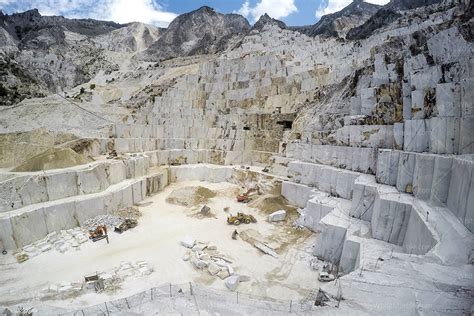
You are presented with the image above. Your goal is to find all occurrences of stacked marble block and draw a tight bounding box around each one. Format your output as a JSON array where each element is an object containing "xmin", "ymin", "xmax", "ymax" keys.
[
  {"xmin": 401, "ymin": 28, "xmax": 473, "ymax": 154},
  {"xmin": 109, "ymin": 121, "xmax": 281, "ymax": 167},
  {"xmin": 281, "ymin": 147, "xmax": 472, "ymax": 273},
  {"xmin": 115, "ymin": 52, "xmax": 331, "ymax": 166},
  {"xmin": 281, "ymin": 180, "xmax": 372, "ymax": 274},
  {"xmin": 285, "ymin": 143, "xmax": 376, "ymax": 174},
  {"xmin": 0, "ymin": 155, "xmax": 170, "ymax": 250},
  {"xmin": 376, "ymin": 149, "xmax": 474, "ymax": 233}
]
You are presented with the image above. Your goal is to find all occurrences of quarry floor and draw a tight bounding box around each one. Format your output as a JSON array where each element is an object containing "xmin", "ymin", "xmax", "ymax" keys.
[{"xmin": 0, "ymin": 180, "xmax": 321, "ymax": 310}]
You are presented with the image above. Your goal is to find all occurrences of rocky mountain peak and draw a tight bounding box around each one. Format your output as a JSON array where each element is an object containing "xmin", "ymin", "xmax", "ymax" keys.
[
  {"xmin": 141, "ymin": 6, "xmax": 250, "ymax": 61},
  {"xmin": 295, "ymin": 0, "xmax": 381, "ymax": 38},
  {"xmin": 194, "ymin": 6, "xmax": 215, "ymax": 14},
  {"xmin": 387, "ymin": 0, "xmax": 444, "ymax": 10},
  {"xmin": 252, "ymin": 14, "xmax": 286, "ymax": 31}
]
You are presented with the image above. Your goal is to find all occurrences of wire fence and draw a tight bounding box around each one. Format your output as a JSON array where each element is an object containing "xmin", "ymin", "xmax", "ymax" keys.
[{"xmin": 58, "ymin": 282, "xmax": 319, "ymax": 315}]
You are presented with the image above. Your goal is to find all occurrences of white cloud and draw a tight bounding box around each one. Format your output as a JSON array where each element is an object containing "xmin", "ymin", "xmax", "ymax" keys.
[
  {"xmin": 237, "ymin": 0, "xmax": 297, "ymax": 23},
  {"xmin": 102, "ymin": 0, "xmax": 177, "ymax": 27},
  {"xmin": 0, "ymin": 0, "xmax": 15, "ymax": 6},
  {"xmin": 5, "ymin": 0, "xmax": 177, "ymax": 27},
  {"xmin": 315, "ymin": 0, "xmax": 390, "ymax": 18}
]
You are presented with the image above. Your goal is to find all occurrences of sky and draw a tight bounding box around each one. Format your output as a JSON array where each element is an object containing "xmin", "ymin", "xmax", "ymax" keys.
[{"xmin": 0, "ymin": 0, "xmax": 390, "ymax": 27}]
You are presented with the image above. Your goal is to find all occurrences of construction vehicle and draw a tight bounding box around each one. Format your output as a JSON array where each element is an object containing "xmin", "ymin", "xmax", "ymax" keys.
[
  {"xmin": 236, "ymin": 188, "xmax": 257, "ymax": 203},
  {"xmin": 114, "ymin": 219, "xmax": 138, "ymax": 233},
  {"xmin": 89, "ymin": 225, "xmax": 108, "ymax": 242},
  {"xmin": 318, "ymin": 271, "xmax": 335, "ymax": 282},
  {"xmin": 227, "ymin": 212, "xmax": 257, "ymax": 225}
]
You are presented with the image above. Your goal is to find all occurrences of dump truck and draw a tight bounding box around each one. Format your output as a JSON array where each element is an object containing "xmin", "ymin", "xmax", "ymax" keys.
[{"xmin": 227, "ymin": 212, "xmax": 257, "ymax": 225}]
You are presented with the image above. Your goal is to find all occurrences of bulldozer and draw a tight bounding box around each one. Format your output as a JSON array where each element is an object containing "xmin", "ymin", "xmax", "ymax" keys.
[
  {"xmin": 114, "ymin": 218, "xmax": 138, "ymax": 233},
  {"xmin": 227, "ymin": 212, "xmax": 257, "ymax": 225}
]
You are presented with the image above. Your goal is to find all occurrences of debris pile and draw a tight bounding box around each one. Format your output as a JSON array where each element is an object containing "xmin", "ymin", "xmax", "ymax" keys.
[
  {"xmin": 181, "ymin": 236, "xmax": 249, "ymax": 289},
  {"xmin": 14, "ymin": 227, "xmax": 89, "ymax": 263},
  {"xmin": 167, "ymin": 186, "xmax": 216, "ymax": 207},
  {"xmin": 42, "ymin": 261, "xmax": 153, "ymax": 299},
  {"xmin": 84, "ymin": 207, "xmax": 141, "ymax": 232},
  {"xmin": 112, "ymin": 206, "xmax": 142, "ymax": 220},
  {"xmin": 83, "ymin": 214, "xmax": 122, "ymax": 231}
]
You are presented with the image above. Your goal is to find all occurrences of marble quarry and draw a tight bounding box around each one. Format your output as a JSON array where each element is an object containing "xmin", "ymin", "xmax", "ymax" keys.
[{"xmin": 0, "ymin": 0, "xmax": 473, "ymax": 314}]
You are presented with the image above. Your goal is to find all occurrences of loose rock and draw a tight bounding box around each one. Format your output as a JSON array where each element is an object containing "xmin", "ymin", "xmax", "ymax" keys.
[{"xmin": 268, "ymin": 210, "xmax": 287, "ymax": 222}]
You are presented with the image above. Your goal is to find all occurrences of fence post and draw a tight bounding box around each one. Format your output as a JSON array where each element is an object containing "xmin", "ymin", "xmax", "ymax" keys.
[
  {"xmin": 151, "ymin": 287, "xmax": 154, "ymax": 300},
  {"xmin": 169, "ymin": 283, "xmax": 172, "ymax": 297},
  {"xmin": 290, "ymin": 300, "xmax": 292, "ymax": 313},
  {"xmin": 236, "ymin": 291, "xmax": 239, "ymax": 304},
  {"xmin": 81, "ymin": 310, "xmax": 85, "ymax": 316},
  {"xmin": 189, "ymin": 282, "xmax": 193, "ymax": 295},
  {"xmin": 104, "ymin": 302, "xmax": 110, "ymax": 316},
  {"xmin": 125, "ymin": 297, "xmax": 130, "ymax": 309}
]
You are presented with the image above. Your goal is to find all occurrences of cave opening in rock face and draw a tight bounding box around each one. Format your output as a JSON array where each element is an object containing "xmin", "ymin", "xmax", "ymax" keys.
[
  {"xmin": 0, "ymin": 0, "xmax": 473, "ymax": 314},
  {"xmin": 277, "ymin": 120, "xmax": 293, "ymax": 130}
]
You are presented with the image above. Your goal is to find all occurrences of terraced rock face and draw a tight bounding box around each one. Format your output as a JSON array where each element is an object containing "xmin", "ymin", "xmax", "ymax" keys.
[{"xmin": 0, "ymin": 0, "xmax": 473, "ymax": 314}]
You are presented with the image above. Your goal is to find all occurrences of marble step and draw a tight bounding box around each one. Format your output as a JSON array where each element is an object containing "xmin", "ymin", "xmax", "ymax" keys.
[{"xmin": 0, "ymin": 168, "xmax": 169, "ymax": 250}]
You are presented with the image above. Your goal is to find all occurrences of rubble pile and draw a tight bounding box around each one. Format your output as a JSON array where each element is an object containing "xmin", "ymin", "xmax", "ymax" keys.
[
  {"xmin": 42, "ymin": 261, "xmax": 153, "ymax": 298},
  {"xmin": 83, "ymin": 207, "xmax": 142, "ymax": 231},
  {"xmin": 83, "ymin": 214, "xmax": 123, "ymax": 231},
  {"xmin": 181, "ymin": 235, "xmax": 249, "ymax": 290},
  {"xmin": 112, "ymin": 206, "xmax": 142, "ymax": 220},
  {"xmin": 14, "ymin": 227, "xmax": 89, "ymax": 263}
]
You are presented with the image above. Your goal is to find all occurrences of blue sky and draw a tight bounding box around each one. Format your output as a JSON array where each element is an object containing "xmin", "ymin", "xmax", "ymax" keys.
[{"xmin": 0, "ymin": 0, "xmax": 389, "ymax": 27}]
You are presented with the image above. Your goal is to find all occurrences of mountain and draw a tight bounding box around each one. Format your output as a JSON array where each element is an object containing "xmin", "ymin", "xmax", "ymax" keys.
[
  {"xmin": 0, "ymin": 9, "xmax": 168, "ymax": 106},
  {"xmin": 346, "ymin": 8, "xmax": 402, "ymax": 40},
  {"xmin": 0, "ymin": 9, "xmax": 122, "ymax": 40},
  {"xmin": 295, "ymin": 0, "xmax": 381, "ymax": 38},
  {"xmin": 140, "ymin": 6, "xmax": 250, "ymax": 61},
  {"xmin": 386, "ymin": 0, "xmax": 445, "ymax": 10},
  {"xmin": 252, "ymin": 14, "xmax": 286, "ymax": 32},
  {"xmin": 94, "ymin": 22, "xmax": 164, "ymax": 53}
]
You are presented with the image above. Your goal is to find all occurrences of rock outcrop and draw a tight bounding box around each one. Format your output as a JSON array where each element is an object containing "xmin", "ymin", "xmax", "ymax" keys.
[
  {"xmin": 141, "ymin": 6, "xmax": 250, "ymax": 61},
  {"xmin": 252, "ymin": 14, "xmax": 286, "ymax": 32},
  {"xmin": 295, "ymin": 0, "xmax": 381, "ymax": 38},
  {"xmin": 0, "ymin": 1, "xmax": 473, "ymax": 313}
]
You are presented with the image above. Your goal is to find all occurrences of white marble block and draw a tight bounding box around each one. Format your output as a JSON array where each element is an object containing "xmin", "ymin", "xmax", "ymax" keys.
[
  {"xmin": 429, "ymin": 117, "xmax": 460, "ymax": 154},
  {"xmin": 460, "ymin": 78, "xmax": 474, "ymax": 117},
  {"xmin": 446, "ymin": 158, "xmax": 474, "ymax": 233},
  {"xmin": 371, "ymin": 195, "xmax": 412, "ymax": 245},
  {"xmin": 436, "ymin": 83, "xmax": 461, "ymax": 117},
  {"xmin": 411, "ymin": 90, "xmax": 426, "ymax": 119},
  {"xmin": 350, "ymin": 96, "xmax": 361, "ymax": 115},
  {"xmin": 412, "ymin": 154, "xmax": 435, "ymax": 200},
  {"xmin": 360, "ymin": 88, "xmax": 377, "ymax": 115},
  {"xmin": 404, "ymin": 120, "xmax": 429, "ymax": 153},
  {"xmin": 460, "ymin": 117, "xmax": 474, "ymax": 154},
  {"xmin": 396, "ymin": 152, "xmax": 416, "ymax": 193},
  {"xmin": 376, "ymin": 149, "xmax": 400, "ymax": 186},
  {"xmin": 430, "ymin": 156, "xmax": 453, "ymax": 205}
]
